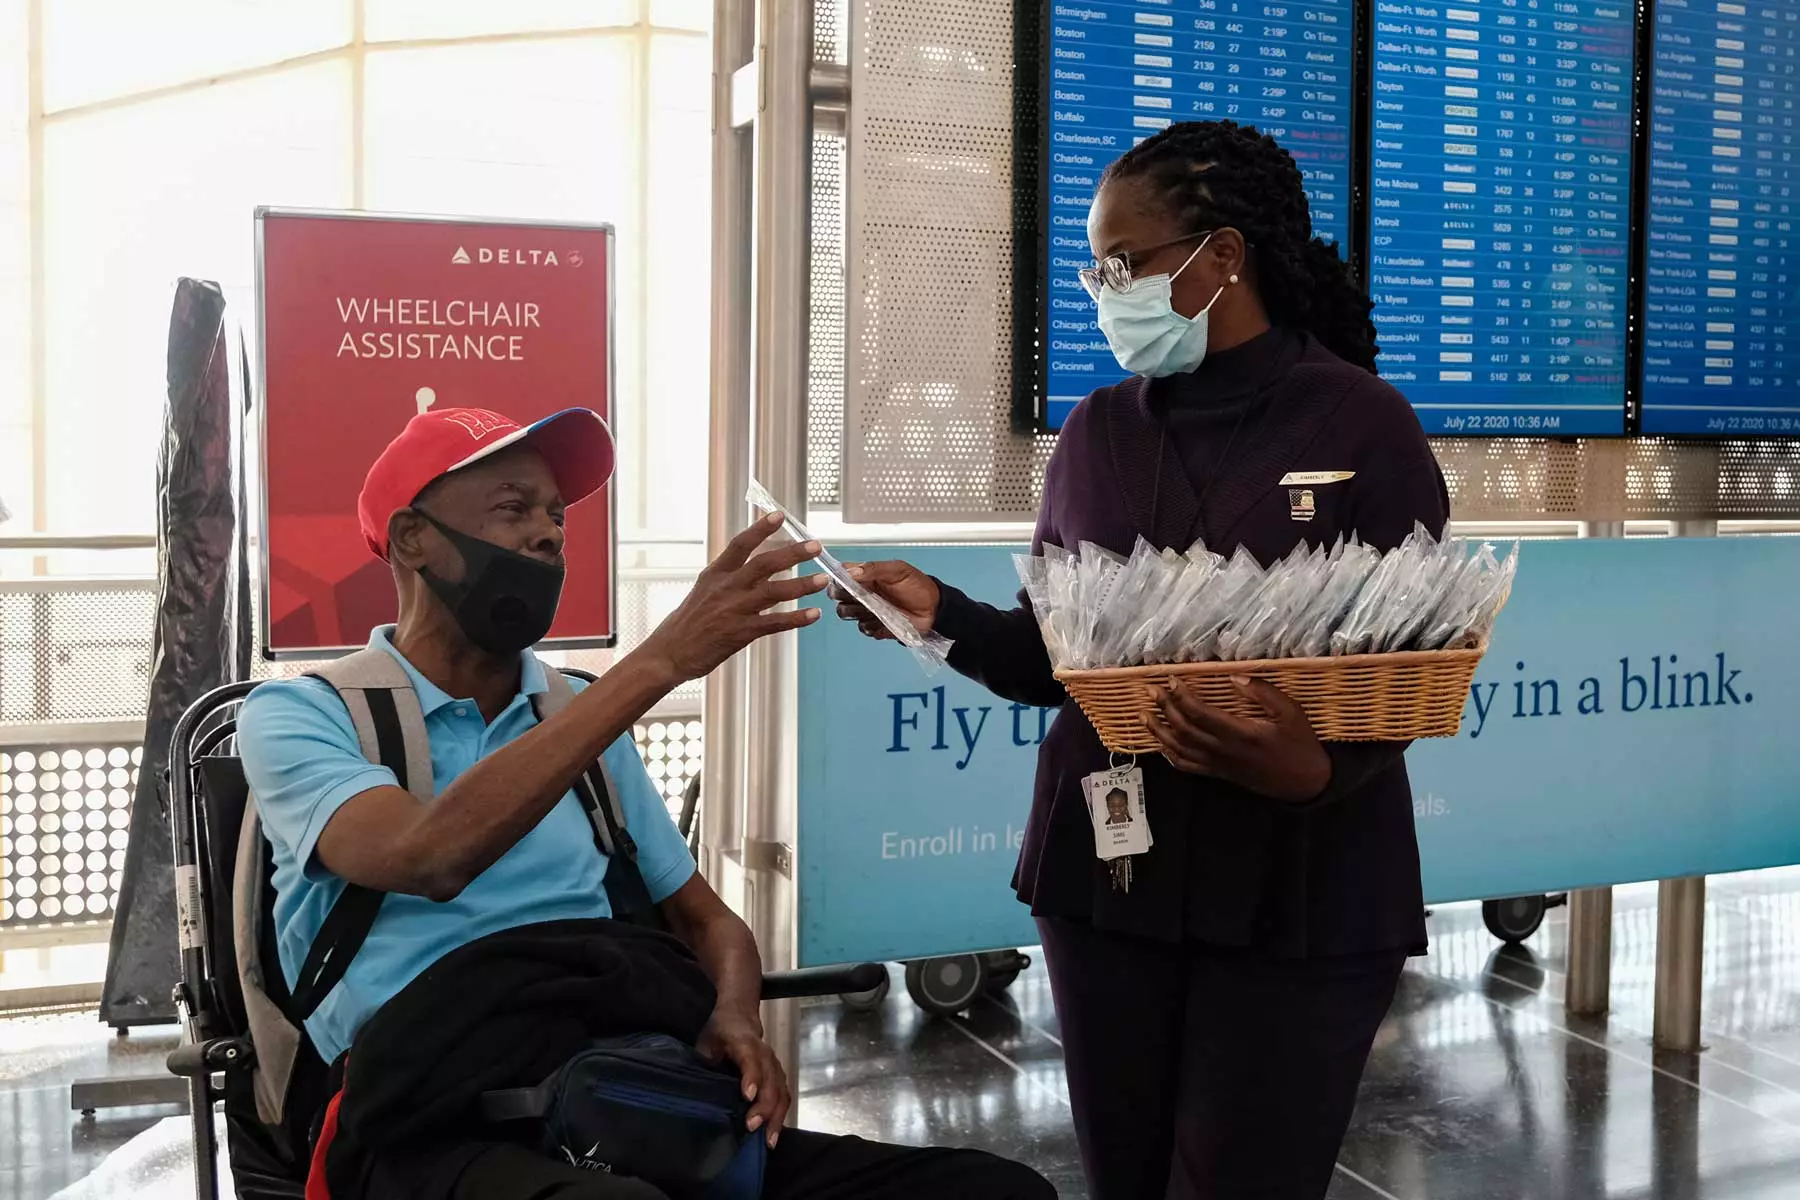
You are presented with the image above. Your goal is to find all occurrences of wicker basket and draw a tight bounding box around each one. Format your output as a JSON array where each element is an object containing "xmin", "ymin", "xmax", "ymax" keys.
[{"xmin": 1056, "ymin": 646, "xmax": 1487, "ymax": 754}]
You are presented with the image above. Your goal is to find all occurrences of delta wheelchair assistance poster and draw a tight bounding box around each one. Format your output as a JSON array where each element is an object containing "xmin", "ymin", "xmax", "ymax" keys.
[{"xmin": 795, "ymin": 537, "xmax": 1800, "ymax": 967}]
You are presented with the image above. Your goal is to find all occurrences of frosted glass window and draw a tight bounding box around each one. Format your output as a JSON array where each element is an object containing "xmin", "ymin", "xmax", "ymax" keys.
[
  {"xmin": 365, "ymin": 39, "xmax": 649, "ymax": 530},
  {"xmin": 0, "ymin": 0, "xmax": 29, "ymax": 442},
  {"xmin": 8, "ymin": 14, "xmax": 716, "ymax": 570},
  {"xmin": 362, "ymin": 40, "xmax": 636, "ymax": 225},
  {"xmin": 364, "ymin": 0, "xmax": 635, "ymax": 43},
  {"xmin": 642, "ymin": 36, "xmax": 712, "ymax": 542},
  {"xmin": 42, "ymin": 64, "xmax": 352, "ymax": 543},
  {"xmin": 650, "ymin": 0, "xmax": 711, "ymax": 32},
  {"xmin": 42, "ymin": 0, "xmax": 353, "ymax": 113}
]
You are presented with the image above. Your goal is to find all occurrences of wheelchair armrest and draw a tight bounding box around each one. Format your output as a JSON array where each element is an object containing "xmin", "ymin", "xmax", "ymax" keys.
[
  {"xmin": 759, "ymin": 963, "xmax": 886, "ymax": 1001},
  {"xmin": 167, "ymin": 1036, "xmax": 256, "ymax": 1078}
]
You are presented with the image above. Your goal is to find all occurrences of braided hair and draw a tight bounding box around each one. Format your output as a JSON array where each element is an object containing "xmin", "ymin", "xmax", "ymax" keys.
[{"xmin": 1100, "ymin": 120, "xmax": 1379, "ymax": 373}]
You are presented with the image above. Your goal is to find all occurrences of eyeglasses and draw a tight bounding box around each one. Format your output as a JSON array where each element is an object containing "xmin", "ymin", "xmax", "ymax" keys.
[{"xmin": 1078, "ymin": 231, "xmax": 1214, "ymax": 300}]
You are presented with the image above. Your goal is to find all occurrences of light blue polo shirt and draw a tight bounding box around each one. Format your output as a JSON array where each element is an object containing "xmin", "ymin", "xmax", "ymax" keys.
[{"xmin": 236, "ymin": 628, "xmax": 696, "ymax": 1062}]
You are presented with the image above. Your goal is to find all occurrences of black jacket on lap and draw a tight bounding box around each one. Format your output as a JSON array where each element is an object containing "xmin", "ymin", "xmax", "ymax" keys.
[{"xmin": 324, "ymin": 918, "xmax": 717, "ymax": 1199}]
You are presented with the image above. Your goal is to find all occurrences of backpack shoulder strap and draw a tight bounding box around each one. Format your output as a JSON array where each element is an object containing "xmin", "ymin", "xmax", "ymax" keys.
[
  {"xmin": 276, "ymin": 648, "xmax": 432, "ymax": 1022},
  {"xmin": 233, "ymin": 803, "xmax": 304, "ymax": 1124},
  {"xmin": 579, "ymin": 755, "xmax": 659, "ymax": 924},
  {"xmin": 534, "ymin": 668, "xmax": 630, "ymax": 853},
  {"xmin": 532, "ymin": 670, "xmax": 663, "ymax": 929},
  {"xmin": 535, "ymin": 657, "xmax": 577, "ymax": 718},
  {"xmin": 310, "ymin": 648, "xmax": 434, "ymax": 801}
]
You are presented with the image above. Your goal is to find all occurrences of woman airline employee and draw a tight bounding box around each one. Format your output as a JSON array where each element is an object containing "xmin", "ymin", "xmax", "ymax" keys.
[{"xmin": 834, "ymin": 120, "xmax": 1450, "ymax": 1200}]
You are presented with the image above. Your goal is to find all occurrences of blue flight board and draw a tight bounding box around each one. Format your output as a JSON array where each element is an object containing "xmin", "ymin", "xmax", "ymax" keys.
[
  {"xmin": 1641, "ymin": 0, "xmax": 1799, "ymax": 435},
  {"xmin": 1367, "ymin": 0, "xmax": 1635, "ymax": 436},
  {"xmin": 1043, "ymin": 0, "xmax": 1357, "ymax": 430}
]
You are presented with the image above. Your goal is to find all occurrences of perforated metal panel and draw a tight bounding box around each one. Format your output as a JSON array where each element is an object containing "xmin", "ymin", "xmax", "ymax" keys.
[
  {"xmin": 809, "ymin": 0, "xmax": 848, "ymax": 509},
  {"xmin": 808, "ymin": 132, "xmax": 848, "ymax": 509},
  {"xmin": 610, "ymin": 574, "xmax": 703, "ymax": 716},
  {"xmin": 816, "ymin": 0, "xmax": 847, "ymax": 65},
  {"xmin": 0, "ymin": 584, "xmax": 155, "ymax": 724},
  {"xmin": 0, "ymin": 745, "xmax": 141, "ymax": 926},
  {"xmin": 635, "ymin": 719, "xmax": 704, "ymax": 819},
  {"xmin": 1430, "ymin": 440, "xmax": 1610, "ymax": 522},
  {"xmin": 834, "ymin": 0, "xmax": 1800, "ymax": 525},
  {"xmin": 842, "ymin": 0, "xmax": 1054, "ymax": 522},
  {"xmin": 1431, "ymin": 439, "xmax": 1800, "ymax": 522},
  {"xmin": 0, "ymin": 722, "xmax": 690, "ymax": 932},
  {"xmin": 1707, "ymin": 443, "xmax": 1800, "ymax": 518}
]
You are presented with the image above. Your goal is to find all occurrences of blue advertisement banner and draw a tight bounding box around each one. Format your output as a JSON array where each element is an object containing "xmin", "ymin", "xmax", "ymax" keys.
[{"xmin": 796, "ymin": 538, "xmax": 1800, "ymax": 967}]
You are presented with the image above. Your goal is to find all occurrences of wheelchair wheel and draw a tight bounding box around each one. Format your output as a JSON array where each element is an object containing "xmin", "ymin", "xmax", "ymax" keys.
[
  {"xmin": 1483, "ymin": 895, "xmax": 1549, "ymax": 944},
  {"xmin": 904, "ymin": 955, "xmax": 988, "ymax": 1016},
  {"xmin": 840, "ymin": 971, "xmax": 891, "ymax": 1013},
  {"xmin": 981, "ymin": 949, "xmax": 1030, "ymax": 994}
]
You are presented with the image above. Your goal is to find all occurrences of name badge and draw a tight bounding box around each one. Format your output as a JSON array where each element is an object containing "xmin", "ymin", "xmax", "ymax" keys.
[
  {"xmin": 1084, "ymin": 765, "xmax": 1151, "ymax": 862},
  {"xmin": 1278, "ymin": 471, "xmax": 1356, "ymax": 487},
  {"xmin": 1282, "ymin": 471, "xmax": 1352, "ymax": 522}
]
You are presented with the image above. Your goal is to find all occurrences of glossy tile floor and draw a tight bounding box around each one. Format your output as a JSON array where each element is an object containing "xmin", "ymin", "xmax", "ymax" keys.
[{"xmin": 9, "ymin": 868, "xmax": 1800, "ymax": 1198}]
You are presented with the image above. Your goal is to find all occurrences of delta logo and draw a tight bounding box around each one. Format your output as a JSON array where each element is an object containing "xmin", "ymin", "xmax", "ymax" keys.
[{"xmin": 451, "ymin": 245, "xmax": 583, "ymax": 267}]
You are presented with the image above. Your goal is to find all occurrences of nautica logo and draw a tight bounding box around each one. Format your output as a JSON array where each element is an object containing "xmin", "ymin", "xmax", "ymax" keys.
[{"xmin": 561, "ymin": 1141, "xmax": 613, "ymax": 1172}]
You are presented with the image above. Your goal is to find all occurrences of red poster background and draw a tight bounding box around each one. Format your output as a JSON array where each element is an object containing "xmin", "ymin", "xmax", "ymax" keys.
[{"xmin": 257, "ymin": 209, "xmax": 614, "ymax": 655}]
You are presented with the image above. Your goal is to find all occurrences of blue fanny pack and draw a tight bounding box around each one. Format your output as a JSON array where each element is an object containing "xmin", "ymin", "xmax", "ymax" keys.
[{"xmin": 480, "ymin": 1034, "xmax": 766, "ymax": 1200}]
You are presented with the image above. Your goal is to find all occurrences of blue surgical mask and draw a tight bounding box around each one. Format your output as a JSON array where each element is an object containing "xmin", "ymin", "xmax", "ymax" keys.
[{"xmin": 1094, "ymin": 236, "xmax": 1229, "ymax": 379}]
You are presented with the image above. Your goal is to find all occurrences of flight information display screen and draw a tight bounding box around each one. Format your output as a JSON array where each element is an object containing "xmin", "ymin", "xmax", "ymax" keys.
[
  {"xmin": 1641, "ymin": 0, "xmax": 1798, "ymax": 435},
  {"xmin": 1367, "ymin": 0, "xmax": 1635, "ymax": 435},
  {"xmin": 1042, "ymin": 0, "xmax": 1357, "ymax": 430}
]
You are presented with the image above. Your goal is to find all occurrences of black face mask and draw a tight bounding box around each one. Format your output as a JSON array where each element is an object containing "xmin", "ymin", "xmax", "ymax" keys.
[{"xmin": 414, "ymin": 512, "xmax": 565, "ymax": 656}]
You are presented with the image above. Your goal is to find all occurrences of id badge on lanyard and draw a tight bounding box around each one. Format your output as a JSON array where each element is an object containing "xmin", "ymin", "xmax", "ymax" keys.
[{"xmin": 1083, "ymin": 759, "xmax": 1151, "ymax": 892}]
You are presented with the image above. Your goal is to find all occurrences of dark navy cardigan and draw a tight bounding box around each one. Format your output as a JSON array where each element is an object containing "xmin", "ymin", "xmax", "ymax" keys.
[{"xmin": 933, "ymin": 330, "xmax": 1451, "ymax": 957}]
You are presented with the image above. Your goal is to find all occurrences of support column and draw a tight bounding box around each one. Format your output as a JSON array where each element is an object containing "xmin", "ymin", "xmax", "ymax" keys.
[
  {"xmin": 729, "ymin": 0, "xmax": 816, "ymax": 1110},
  {"xmin": 703, "ymin": 0, "xmax": 757, "ymax": 904},
  {"xmin": 1654, "ymin": 876, "xmax": 1706, "ymax": 1052},
  {"xmin": 1564, "ymin": 887, "xmax": 1613, "ymax": 1016},
  {"xmin": 1564, "ymin": 520, "xmax": 1622, "ymax": 1017},
  {"xmin": 1653, "ymin": 517, "xmax": 1716, "ymax": 1053}
]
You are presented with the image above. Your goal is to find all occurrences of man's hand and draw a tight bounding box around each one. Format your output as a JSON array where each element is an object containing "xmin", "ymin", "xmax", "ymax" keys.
[
  {"xmin": 1149, "ymin": 677, "xmax": 1332, "ymax": 803},
  {"xmin": 697, "ymin": 1011, "xmax": 792, "ymax": 1148},
  {"xmin": 660, "ymin": 877, "xmax": 790, "ymax": 1146},
  {"xmin": 637, "ymin": 514, "xmax": 830, "ymax": 683},
  {"xmin": 829, "ymin": 560, "xmax": 940, "ymax": 639}
]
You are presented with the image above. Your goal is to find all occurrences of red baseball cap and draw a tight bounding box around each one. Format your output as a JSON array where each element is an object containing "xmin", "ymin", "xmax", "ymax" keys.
[{"xmin": 358, "ymin": 406, "xmax": 614, "ymax": 560}]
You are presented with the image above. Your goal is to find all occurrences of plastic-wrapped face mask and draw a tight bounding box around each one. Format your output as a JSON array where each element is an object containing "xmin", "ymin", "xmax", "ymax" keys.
[
  {"xmin": 746, "ymin": 479, "xmax": 954, "ymax": 675},
  {"xmin": 1017, "ymin": 525, "xmax": 1515, "ymax": 671}
]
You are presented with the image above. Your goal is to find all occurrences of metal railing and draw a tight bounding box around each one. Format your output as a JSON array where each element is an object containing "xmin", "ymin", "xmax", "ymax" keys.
[
  {"xmin": 0, "ymin": 541, "xmax": 708, "ymax": 742},
  {"xmin": 0, "ymin": 534, "xmax": 157, "ymax": 551},
  {"xmin": 0, "ymin": 536, "xmax": 707, "ymax": 943}
]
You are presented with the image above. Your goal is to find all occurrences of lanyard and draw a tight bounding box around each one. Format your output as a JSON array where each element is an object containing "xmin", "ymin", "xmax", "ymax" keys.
[{"xmin": 1146, "ymin": 383, "xmax": 1267, "ymax": 547}]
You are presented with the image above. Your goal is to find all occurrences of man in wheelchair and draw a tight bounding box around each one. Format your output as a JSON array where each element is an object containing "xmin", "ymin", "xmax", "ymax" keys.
[{"xmin": 235, "ymin": 407, "xmax": 1055, "ymax": 1199}]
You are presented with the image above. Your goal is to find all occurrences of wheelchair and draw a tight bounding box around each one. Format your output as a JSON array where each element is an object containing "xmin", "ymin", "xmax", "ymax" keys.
[
  {"xmin": 676, "ymin": 770, "xmax": 1032, "ymax": 1019},
  {"xmin": 163, "ymin": 675, "xmax": 884, "ymax": 1200}
]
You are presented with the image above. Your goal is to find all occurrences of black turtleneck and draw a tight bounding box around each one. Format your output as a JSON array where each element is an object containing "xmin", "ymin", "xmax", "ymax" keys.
[
  {"xmin": 1149, "ymin": 326, "xmax": 1307, "ymax": 531},
  {"xmin": 931, "ymin": 330, "xmax": 1451, "ymax": 957},
  {"xmin": 1159, "ymin": 323, "xmax": 1304, "ymax": 411}
]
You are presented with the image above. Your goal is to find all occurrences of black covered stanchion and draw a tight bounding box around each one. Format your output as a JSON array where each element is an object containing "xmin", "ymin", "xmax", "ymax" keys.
[{"xmin": 99, "ymin": 278, "xmax": 250, "ymax": 1029}]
